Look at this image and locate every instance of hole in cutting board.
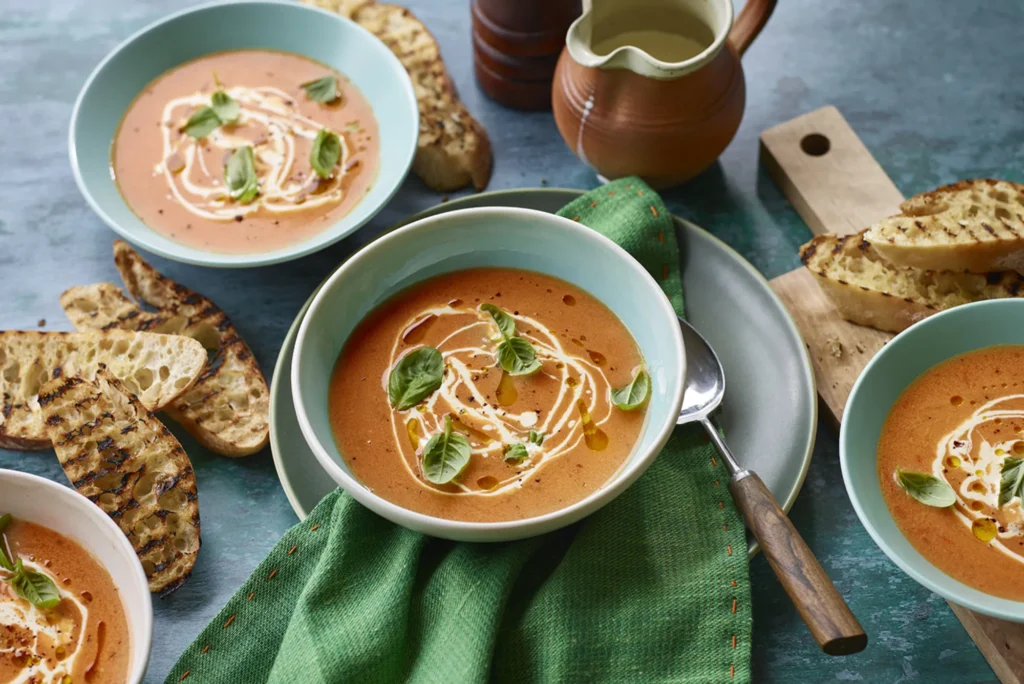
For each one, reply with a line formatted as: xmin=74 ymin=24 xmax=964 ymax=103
xmin=800 ymin=133 xmax=831 ymax=157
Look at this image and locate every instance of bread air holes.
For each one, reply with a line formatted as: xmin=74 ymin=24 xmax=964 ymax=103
xmin=133 ymin=368 xmax=154 ymax=391
xmin=3 ymin=361 xmax=20 ymax=383
xmin=989 ymin=188 xmax=1010 ymax=203
xmin=23 ymin=367 xmax=48 ymax=397
xmin=99 ymin=338 xmax=113 ymax=351
xmin=157 ymin=487 xmax=187 ymax=511
xmin=132 ymin=471 xmax=158 ymax=503
xmin=904 ymin=200 xmax=949 ymax=217
xmin=995 ymin=206 xmax=1012 ymax=220
xmin=159 ymin=365 xmax=170 ymax=381
xmin=190 ymin=323 xmax=221 ymax=352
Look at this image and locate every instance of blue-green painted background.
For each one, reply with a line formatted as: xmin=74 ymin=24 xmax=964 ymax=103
xmin=2 ymin=0 xmax=1020 ymax=681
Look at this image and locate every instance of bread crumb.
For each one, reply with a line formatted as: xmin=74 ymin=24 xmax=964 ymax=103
xmin=826 ymin=337 xmax=843 ymax=358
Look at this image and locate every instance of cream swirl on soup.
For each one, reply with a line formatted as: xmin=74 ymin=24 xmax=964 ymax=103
xmin=157 ymin=85 xmax=351 ymax=221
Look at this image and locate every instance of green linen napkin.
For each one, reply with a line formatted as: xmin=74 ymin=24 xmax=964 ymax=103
xmin=167 ymin=178 xmax=752 ymax=684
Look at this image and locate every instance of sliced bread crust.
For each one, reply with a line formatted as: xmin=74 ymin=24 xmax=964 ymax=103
xmin=865 ymin=179 xmax=1024 ymax=273
xmin=800 ymin=231 xmax=1024 ymax=333
xmin=0 ymin=330 xmax=205 ymax=450
xmin=40 ymin=371 xmax=201 ymax=595
xmin=60 ymin=241 xmax=269 ymax=457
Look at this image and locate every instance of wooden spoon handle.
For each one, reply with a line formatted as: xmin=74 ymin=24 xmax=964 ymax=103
xmin=729 ymin=473 xmax=867 ymax=655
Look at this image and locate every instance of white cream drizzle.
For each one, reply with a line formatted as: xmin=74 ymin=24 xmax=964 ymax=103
xmin=156 ymin=86 xmax=349 ymax=221
xmin=0 ymin=562 xmax=88 ymax=683
xmin=931 ymin=394 xmax=1024 ymax=564
xmin=387 ymin=305 xmax=620 ymax=497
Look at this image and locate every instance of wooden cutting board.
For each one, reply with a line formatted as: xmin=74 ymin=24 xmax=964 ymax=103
xmin=761 ymin=106 xmax=1024 ymax=683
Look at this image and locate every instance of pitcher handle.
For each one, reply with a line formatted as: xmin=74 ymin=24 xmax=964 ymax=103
xmin=728 ymin=0 xmax=777 ymax=56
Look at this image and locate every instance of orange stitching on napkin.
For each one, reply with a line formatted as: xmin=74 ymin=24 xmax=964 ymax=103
xmin=288 ymin=545 xmax=298 ymax=556
xmin=268 ymin=568 xmax=279 ymax=580
xmin=658 ymin=231 xmax=664 ymax=243
xmin=180 ymin=671 xmax=190 ymax=681
xmin=730 ymin=664 xmax=735 ymax=678
xmin=224 ymin=615 xmax=237 ymax=629
xmin=722 ymin=524 xmax=728 ymax=531
xmin=310 ymin=524 xmax=320 ymax=532
xmin=202 ymin=645 xmax=210 ymax=655
xmin=626 ymin=184 xmax=632 ymax=189
xmin=732 ymin=635 xmax=737 ymax=649
xmin=718 ymin=501 xmax=724 ymax=509
xmin=711 ymin=456 xmax=717 ymax=467
xmin=247 ymin=592 xmax=255 ymax=602
xmin=731 ymin=580 xmax=737 ymax=588
xmin=590 ymin=201 xmax=599 ymax=208
xmin=650 ymin=205 xmax=658 ymax=218
xmin=726 ymin=545 xmax=733 ymax=556
xmin=714 ymin=480 xmax=720 ymax=487
xmin=661 ymin=264 xmax=668 ymax=280
xmin=572 ymin=216 xmax=580 ymax=222
xmin=636 ymin=190 xmax=644 ymax=196
xmin=731 ymin=599 xmax=737 ymax=614
xmin=608 ymin=191 xmax=616 ymax=197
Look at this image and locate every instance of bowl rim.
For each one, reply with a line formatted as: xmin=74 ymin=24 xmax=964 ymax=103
xmin=840 ymin=299 xmax=1024 ymax=621
xmin=67 ymin=0 xmax=419 ymax=268
xmin=291 ymin=205 xmax=687 ymax=540
xmin=0 ymin=468 xmax=153 ymax=682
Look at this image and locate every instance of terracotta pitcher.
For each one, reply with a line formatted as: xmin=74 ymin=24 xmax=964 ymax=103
xmin=552 ymin=0 xmax=776 ymax=187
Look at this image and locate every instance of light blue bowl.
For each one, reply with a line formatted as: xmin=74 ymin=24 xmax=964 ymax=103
xmin=69 ymin=0 xmax=418 ymax=267
xmin=291 ymin=207 xmax=686 ymax=541
xmin=842 ymin=299 xmax=1024 ymax=621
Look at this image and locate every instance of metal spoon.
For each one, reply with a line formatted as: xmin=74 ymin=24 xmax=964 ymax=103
xmin=676 ymin=316 xmax=867 ymax=656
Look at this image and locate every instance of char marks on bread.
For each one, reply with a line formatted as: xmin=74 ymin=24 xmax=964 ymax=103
xmin=864 ymin=179 xmax=1024 ymax=274
xmin=0 ymin=329 xmax=206 ymax=450
xmin=60 ymin=241 xmax=270 ymax=457
xmin=40 ymin=371 xmax=201 ymax=595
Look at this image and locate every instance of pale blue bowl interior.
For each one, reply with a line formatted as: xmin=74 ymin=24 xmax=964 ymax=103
xmin=70 ymin=0 xmax=417 ymax=267
xmin=295 ymin=208 xmax=684 ymax=492
xmin=842 ymin=299 xmax=1024 ymax=621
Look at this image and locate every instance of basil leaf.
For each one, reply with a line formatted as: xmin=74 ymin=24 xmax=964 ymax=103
xmin=528 ymin=430 xmax=544 ymax=446
xmin=301 ymin=75 xmax=339 ymax=103
xmin=211 ymin=90 xmax=239 ymax=124
xmin=422 ymin=416 xmax=471 ymax=485
xmin=0 ymin=514 xmax=12 ymax=572
xmin=10 ymin=561 xmax=61 ymax=609
xmin=181 ymin=106 xmax=221 ymax=139
xmin=611 ymin=368 xmax=651 ymax=410
xmin=896 ymin=468 xmax=956 ymax=507
xmin=497 ymin=337 xmax=542 ymax=376
xmin=999 ymin=457 xmax=1024 ymax=507
xmin=388 ymin=347 xmax=444 ymax=410
xmin=480 ymin=303 xmax=516 ymax=339
xmin=224 ymin=146 xmax=259 ymax=204
xmin=310 ymin=129 xmax=342 ymax=179
xmin=504 ymin=443 xmax=529 ymax=463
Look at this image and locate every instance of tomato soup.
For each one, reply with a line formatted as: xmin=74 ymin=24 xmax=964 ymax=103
xmin=878 ymin=345 xmax=1024 ymax=600
xmin=112 ymin=49 xmax=379 ymax=254
xmin=328 ymin=268 xmax=649 ymax=522
xmin=0 ymin=517 xmax=131 ymax=683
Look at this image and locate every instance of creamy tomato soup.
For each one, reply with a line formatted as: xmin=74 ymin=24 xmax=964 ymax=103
xmin=878 ymin=345 xmax=1024 ymax=600
xmin=0 ymin=516 xmax=130 ymax=683
xmin=328 ymin=268 xmax=649 ymax=523
xmin=112 ymin=50 xmax=380 ymax=254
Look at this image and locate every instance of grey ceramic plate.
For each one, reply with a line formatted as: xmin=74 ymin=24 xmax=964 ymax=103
xmin=270 ymin=189 xmax=817 ymax=554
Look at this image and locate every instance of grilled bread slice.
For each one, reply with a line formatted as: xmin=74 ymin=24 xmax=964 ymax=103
xmin=0 ymin=330 xmax=205 ymax=450
xmin=864 ymin=179 xmax=1024 ymax=273
xmin=40 ymin=371 xmax=200 ymax=595
xmin=60 ymin=241 xmax=269 ymax=457
xmin=308 ymin=0 xmax=493 ymax=191
xmin=800 ymin=231 xmax=1024 ymax=333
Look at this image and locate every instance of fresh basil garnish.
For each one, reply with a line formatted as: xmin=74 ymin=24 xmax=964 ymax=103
xmin=611 ymin=368 xmax=651 ymax=411
xmin=310 ymin=129 xmax=342 ymax=179
xmin=422 ymin=415 xmax=471 ymax=485
xmin=181 ymin=106 xmax=221 ymax=139
xmin=999 ymin=457 xmax=1024 ymax=506
xmin=301 ymin=75 xmax=339 ymax=103
xmin=528 ymin=430 xmax=544 ymax=446
xmin=504 ymin=443 xmax=529 ymax=463
xmin=0 ymin=514 xmax=62 ymax=609
xmin=481 ymin=304 xmax=542 ymax=376
xmin=896 ymin=469 xmax=956 ymax=507
xmin=211 ymin=90 xmax=239 ymax=124
xmin=224 ymin=146 xmax=259 ymax=204
xmin=388 ymin=346 xmax=444 ymax=410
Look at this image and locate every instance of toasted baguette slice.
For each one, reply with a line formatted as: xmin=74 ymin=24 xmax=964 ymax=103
xmin=40 ymin=371 xmax=200 ymax=595
xmin=800 ymin=231 xmax=1024 ymax=333
xmin=0 ymin=330 xmax=205 ymax=450
xmin=60 ymin=241 xmax=269 ymax=457
xmin=308 ymin=0 xmax=493 ymax=191
xmin=865 ymin=179 xmax=1024 ymax=273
